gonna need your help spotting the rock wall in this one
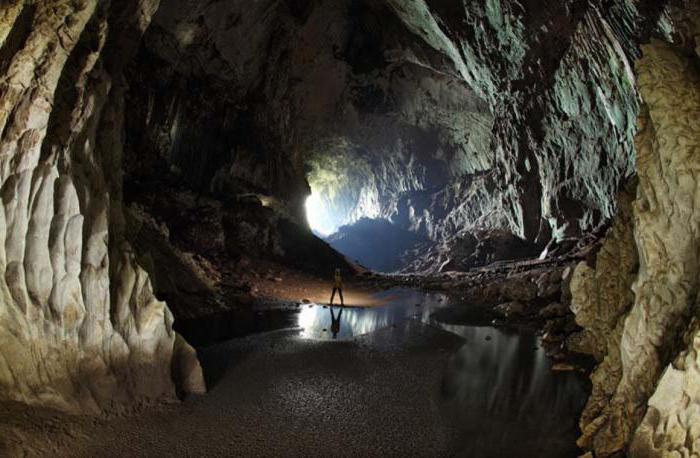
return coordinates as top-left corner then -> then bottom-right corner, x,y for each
117,0 -> 668,272
0,1 -> 203,414
385,0 -> 666,244
570,3 -> 700,455
123,0 -> 495,233
569,182 -> 640,454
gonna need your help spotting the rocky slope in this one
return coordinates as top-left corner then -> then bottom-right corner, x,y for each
0,1 -> 204,414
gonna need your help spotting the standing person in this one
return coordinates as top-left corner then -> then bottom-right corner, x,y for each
330,268 -> 344,307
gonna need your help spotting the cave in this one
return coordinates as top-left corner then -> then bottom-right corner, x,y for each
1,1 -> 700,457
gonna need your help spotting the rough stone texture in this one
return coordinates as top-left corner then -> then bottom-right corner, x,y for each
118,1 -> 667,272
568,181 -> 638,361
569,182 -> 639,453
0,1 -> 204,414
571,4 -> 700,453
125,0 -> 495,231
626,14 -> 700,457
630,318 -> 700,457
366,0 -> 663,245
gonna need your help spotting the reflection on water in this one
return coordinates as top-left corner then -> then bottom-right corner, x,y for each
298,288 -> 448,339
298,288 -> 588,457
441,325 -> 588,457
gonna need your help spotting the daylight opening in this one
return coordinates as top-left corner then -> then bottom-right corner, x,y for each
305,193 -> 337,237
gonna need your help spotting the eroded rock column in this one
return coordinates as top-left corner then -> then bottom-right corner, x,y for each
0,0 -> 203,414
572,4 -> 700,454
626,28 -> 700,458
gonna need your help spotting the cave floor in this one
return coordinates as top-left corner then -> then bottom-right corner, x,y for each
247,263 -> 387,308
1,294 -> 589,458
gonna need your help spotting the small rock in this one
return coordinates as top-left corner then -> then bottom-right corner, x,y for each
301,299 -> 311,304
542,331 -> 562,343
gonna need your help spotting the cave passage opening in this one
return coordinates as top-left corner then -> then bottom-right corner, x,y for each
303,148 -> 435,273
305,192 -> 337,237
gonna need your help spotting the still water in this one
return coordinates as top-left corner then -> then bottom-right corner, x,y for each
298,288 -> 589,457
297,288 -> 447,339
440,324 -> 587,457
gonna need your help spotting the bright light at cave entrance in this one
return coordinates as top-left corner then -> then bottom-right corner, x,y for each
305,193 -> 336,236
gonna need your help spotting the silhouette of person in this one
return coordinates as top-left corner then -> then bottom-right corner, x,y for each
330,268 -> 344,306
330,307 -> 343,339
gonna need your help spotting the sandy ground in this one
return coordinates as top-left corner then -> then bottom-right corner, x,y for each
247,262 -> 388,308
1,322 -> 464,457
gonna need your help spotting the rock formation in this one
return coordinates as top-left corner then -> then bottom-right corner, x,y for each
118,0 -> 669,273
570,2 -> 700,455
380,0 -> 667,269
0,0 -> 204,414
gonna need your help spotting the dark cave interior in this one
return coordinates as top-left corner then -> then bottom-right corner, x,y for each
1,1 -> 700,457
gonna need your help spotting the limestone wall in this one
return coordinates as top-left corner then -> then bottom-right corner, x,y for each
0,0 -> 203,414
385,0 -> 662,244
125,0 -> 660,260
570,2 -> 700,454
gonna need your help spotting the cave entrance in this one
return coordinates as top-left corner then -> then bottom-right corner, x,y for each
305,192 -> 338,237
304,166 -> 428,273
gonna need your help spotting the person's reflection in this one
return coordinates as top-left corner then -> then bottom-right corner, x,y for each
330,307 -> 343,339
